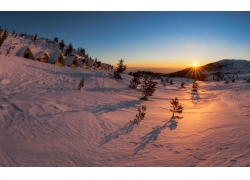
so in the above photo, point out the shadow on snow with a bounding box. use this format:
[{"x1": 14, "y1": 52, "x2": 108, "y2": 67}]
[
  {"x1": 84, "y1": 99, "x2": 141, "y2": 115},
  {"x1": 99, "y1": 122, "x2": 136, "y2": 146},
  {"x1": 133, "y1": 118, "x2": 178, "y2": 154}
]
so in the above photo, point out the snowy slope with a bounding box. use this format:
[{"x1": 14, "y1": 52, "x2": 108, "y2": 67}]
[
  {"x1": 204, "y1": 59, "x2": 250, "y2": 74},
  {"x1": 1, "y1": 54, "x2": 250, "y2": 167},
  {"x1": 1, "y1": 34, "x2": 59, "y2": 56}
]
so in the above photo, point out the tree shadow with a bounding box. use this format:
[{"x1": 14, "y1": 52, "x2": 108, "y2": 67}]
[
  {"x1": 133, "y1": 118, "x2": 179, "y2": 154},
  {"x1": 190, "y1": 91, "x2": 200, "y2": 107},
  {"x1": 84, "y1": 99, "x2": 141, "y2": 115},
  {"x1": 99, "y1": 122, "x2": 136, "y2": 146}
]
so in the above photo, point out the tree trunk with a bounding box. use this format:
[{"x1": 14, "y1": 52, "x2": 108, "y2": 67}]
[{"x1": 172, "y1": 111, "x2": 175, "y2": 119}]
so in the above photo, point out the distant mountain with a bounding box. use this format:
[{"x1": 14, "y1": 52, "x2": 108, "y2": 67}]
[{"x1": 164, "y1": 59, "x2": 250, "y2": 81}]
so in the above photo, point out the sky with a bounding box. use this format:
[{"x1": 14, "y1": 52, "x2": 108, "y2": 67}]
[{"x1": 1, "y1": 11, "x2": 250, "y2": 72}]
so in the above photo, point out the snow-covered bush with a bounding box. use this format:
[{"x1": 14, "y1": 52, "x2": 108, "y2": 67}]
[
  {"x1": 170, "y1": 97, "x2": 183, "y2": 119},
  {"x1": 130, "y1": 106, "x2": 147, "y2": 124},
  {"x1": 141, "y1": 75, "x2": 157, "y2": 101}
]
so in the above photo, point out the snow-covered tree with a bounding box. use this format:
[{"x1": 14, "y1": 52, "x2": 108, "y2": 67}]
[
  {"x1": 141, "y1": 75, "x2": 157, "y2": 100},
  {"x1": 130, "y1": 106, "x2": 147, "y2": 124},
  {"x1": 170, "y1": 97, "x2": 183, "y2": 119}
]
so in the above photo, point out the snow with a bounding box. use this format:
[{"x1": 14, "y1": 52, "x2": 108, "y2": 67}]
[
  {"x1": 1, "y1": 54, "x2": 250, "y2": 167},
  {"x1": 34, "y1": 51, "x2": 50, "y2": 60},
  {"x1": 1, "y1": 33, "x2": 250, "y2": 167},
  {"x1": 48, "y1": 50, "x2": 63, "y2": 64},
  {"x1": 15, "y1": 46, "x2": 29, "y2": 57},
  {"x1": 64, "y1": 56, "x2": 76, "y2": 66}
]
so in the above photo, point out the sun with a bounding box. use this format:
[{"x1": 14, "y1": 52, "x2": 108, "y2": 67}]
[{"x1": 193, "y1": 62, "x2": 198, "y2": 67}]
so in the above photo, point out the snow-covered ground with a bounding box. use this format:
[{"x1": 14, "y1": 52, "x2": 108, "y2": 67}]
[{"x1": 1, "y1": 54, "x2": 250, "y2": 167}]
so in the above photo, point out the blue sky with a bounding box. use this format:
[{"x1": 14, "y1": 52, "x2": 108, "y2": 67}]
[{"x1": 0, "y1": 11, "x2": 250, "y2": 72}]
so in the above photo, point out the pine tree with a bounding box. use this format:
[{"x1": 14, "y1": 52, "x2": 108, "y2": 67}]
[
  {"x1": 59, "y1": 40, "x2": 65, "y2": 50},
  {"x1": 225, "y1": 80, "x2": 229, "y2": 84},
  {"x1": 170, "y1": 97, "x2": 183, "y2": 119},
  {"x1": 33, "y1": 33, "x2": 37, "y2": 42},
  {"x1": 181, "y1": 82, "x2": 185, "y2": 88},
  {"x1": 169, "y1": 79, "x2": 173, "y2": 85},
  {"x1": 68, "y1": 43, "x2": 73, "y2": 55},
  {"x1": 114, "y1": 59, "x2": 127, "y2": 79},
  {"x1": 141, "y1": 75, "x2": 157, "y2": 100},
  {"x1": 247, "y1": 79, "x2": 250, "y2": 83},
  {"x1": 54, "y1": 37, "x2": 58, "y2": 43},
  {"x1": 192, "y1": 81, "x2": 199, "y2": 91},
  {"x1": 12, "y1": 30, "x2": 15, "y2": 35},
  {"x1": 130, "y1": 74, "x2": 140, "y2": 89},
  {"x1": 130, "y1": 106, "x2": 147, "y2": 124}
]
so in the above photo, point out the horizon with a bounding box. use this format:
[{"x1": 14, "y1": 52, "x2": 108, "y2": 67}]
[{"x1": 0, "y1": 11, "x2": 250, "y2": 71}]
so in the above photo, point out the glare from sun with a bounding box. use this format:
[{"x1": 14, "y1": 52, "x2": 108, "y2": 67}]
[{"x1": 193, "y1": 62, "x2": 198, "y2": 67}]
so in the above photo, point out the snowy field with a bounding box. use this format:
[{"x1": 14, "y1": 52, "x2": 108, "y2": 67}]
[{"x1": 1, "y1": 55, "x2": 250, "y2": 167}]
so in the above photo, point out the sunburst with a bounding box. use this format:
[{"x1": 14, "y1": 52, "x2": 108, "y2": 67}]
[{"x1": 184, "y1": 63, "x2": 204, "y2": 80}]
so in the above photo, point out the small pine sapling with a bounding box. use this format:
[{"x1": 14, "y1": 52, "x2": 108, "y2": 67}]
[
  {"x1": 192, "y1": 81, "x2": 199, "y2": 91},
  {"x1": 225, "y1": 80, "x2": 229, "y2": 84},
  {"x1": 232, "y1": 79, "x2": 235, "y2": 83},
  {"x1": 169, "y1": 79, "x2": 173, "y2": 85},
  {"x1": 130, "y1": 75, "x2": 140, "y2": 89},
  {"x1": 114, "y1": 59, "x2": 126, "y2": 79},
  {"x1": 165, "y1": 78, "x2": 169, "y2": 83},
  {"x1": 247, "y1": 79, "x2": 250, "y2": 83},
  {"x1": 78, "y1": 77, "x2": 84, "y2": 90},
  {"x1": 161, "y1": 78, "x2": 164, "y2": 82},
  {"x1": 170, "y1": 97, "x2": 183, "y2": 119},
  {"x1": 181, "y1": 82, "x2": 185, "y2": 88},
  {"x1": 141, "y1": 76, "x2": 157, "y2": 101},
  {"x1": 130, "y1": 106, "x2": 147, "y2": 124}
]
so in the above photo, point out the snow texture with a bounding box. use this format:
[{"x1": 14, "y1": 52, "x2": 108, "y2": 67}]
[{"x1": 1, "y1": 34, "x2": 250, "y2": 167}]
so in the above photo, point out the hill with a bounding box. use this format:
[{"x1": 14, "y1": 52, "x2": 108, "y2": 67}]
[
  {"x1": 164, "y1": 59, "x2": 250, "y2": 81},
  {"x1": 1, "y1": 54, "x2": 250, "y2": 166}
]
